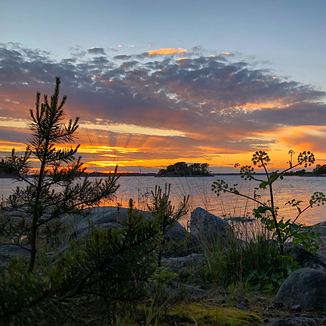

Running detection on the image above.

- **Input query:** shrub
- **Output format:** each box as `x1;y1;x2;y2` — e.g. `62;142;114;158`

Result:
0;207;161;325
200;235;298;291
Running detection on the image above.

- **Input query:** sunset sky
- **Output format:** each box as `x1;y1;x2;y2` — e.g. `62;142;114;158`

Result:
1;0;326;172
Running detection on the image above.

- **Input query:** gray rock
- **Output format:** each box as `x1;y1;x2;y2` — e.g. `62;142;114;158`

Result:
190;207;231;242
0;244;29;268
73;206;189;241
161;253;204;272
275;268;326;311
312;221;326;236
284;243;326;271
78;206;149;227
67;207;132;241
70;222;123;240
312;221;326;258
267;317;317;326
164;221;190;242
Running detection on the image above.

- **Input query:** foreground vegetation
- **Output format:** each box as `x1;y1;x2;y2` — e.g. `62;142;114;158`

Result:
0;78;325;325
212;150;325;254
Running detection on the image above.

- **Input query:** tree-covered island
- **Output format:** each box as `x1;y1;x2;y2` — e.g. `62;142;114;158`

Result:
157;162;211;176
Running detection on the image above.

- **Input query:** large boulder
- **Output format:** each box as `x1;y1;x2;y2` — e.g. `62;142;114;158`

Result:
284;243;326;271
161;253;204;273
189;207;231;242
164;221;190;242
69;206;135;239
312;221;326;258
76;206;152;227
72;206;189;242
312;221;326;235
275;268;326;311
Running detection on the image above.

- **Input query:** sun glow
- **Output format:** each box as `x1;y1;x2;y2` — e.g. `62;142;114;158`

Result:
0;141;26;152
0;117;186;138
0;117;28;129
234;100;291;111
78;145;139;154
147;48;187;56
80;121;186;137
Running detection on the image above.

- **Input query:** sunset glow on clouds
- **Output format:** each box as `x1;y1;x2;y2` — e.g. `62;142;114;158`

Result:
1;42;326;172
147;48;187;56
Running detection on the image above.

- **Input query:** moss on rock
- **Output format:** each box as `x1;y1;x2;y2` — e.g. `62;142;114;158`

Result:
167;303;262;325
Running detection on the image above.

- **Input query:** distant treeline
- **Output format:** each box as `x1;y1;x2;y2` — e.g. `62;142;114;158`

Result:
313;164;326;175
2;158;326;178
284;164;326;176
157;162;211;177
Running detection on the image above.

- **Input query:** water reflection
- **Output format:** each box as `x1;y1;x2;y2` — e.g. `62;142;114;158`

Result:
1;175;325;225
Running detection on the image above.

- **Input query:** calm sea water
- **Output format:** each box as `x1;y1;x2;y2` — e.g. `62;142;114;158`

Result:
1;175;326;225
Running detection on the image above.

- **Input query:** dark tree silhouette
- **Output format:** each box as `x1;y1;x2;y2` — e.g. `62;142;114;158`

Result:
4;77;119;272
158;162;211;176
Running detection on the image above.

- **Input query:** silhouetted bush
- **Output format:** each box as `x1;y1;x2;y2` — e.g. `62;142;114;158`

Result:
0;207;161;325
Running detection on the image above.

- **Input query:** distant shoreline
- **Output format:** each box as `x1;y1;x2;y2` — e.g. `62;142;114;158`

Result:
1;172;326;179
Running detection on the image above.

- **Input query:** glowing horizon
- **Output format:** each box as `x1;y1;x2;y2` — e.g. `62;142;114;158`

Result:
1;40;326;173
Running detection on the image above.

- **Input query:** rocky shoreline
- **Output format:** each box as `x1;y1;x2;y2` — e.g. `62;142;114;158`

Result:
1;206;326;325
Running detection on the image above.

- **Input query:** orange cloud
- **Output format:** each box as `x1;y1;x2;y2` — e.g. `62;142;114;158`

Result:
0;140;26;152
233;100;291;111
78;145;139;154
147;48;187;56
275;125;326;155
176;57;189;62
80;121;186;137
2;43;326;173
221;51;233;56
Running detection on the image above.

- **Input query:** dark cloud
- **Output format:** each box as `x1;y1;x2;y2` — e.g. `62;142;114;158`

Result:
114;54;132;60
247;102;326;126
0;127;29;143
87;47;106;56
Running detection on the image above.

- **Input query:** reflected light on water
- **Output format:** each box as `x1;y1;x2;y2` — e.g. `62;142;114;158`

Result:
1;175;325;226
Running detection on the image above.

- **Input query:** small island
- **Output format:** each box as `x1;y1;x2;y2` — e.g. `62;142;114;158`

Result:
157;162;211;177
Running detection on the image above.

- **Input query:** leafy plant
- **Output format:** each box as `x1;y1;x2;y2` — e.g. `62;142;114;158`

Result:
212;150;325;254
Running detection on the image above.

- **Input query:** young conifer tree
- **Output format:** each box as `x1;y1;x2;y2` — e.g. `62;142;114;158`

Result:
147;184;189;267
6;77;119;272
